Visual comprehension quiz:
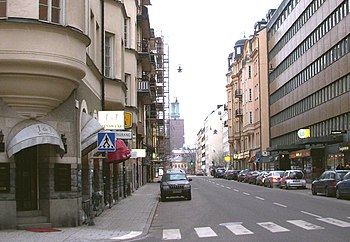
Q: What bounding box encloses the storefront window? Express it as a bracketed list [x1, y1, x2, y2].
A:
[326, 153, 344, 170]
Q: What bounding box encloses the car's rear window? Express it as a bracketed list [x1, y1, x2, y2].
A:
[336, 171, 349, 180]
[290, 171, 303, 179]
[163, 174, 187, 181]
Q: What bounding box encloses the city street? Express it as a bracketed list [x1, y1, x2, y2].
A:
[137, 176, 350, 242]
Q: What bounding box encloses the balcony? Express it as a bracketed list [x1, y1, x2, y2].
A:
[235, 109, 243, 117]
[235, 89, 243, 98]
[137, 39, 152, 72]
[137, 77, 152, 104]
[0, 20, 90, 118]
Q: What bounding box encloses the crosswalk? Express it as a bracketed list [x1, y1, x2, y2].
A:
[161, 217, 350, 240]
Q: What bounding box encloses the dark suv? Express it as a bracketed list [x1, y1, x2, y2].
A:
[159, 172, 192, 202]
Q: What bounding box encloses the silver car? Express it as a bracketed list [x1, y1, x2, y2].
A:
[280, 170, 306, 189]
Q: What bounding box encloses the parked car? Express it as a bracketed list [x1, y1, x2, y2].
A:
[336, 172, 350, 199]
[195, 169, 205, 176]
[280, 170, 306, 189]
[224, 170, 239, 180]
[248, 171, 261, 184]
[312, 170, 349, 197]
[256, 171, 269, 186]
[159, 172, 192, 202]
[237, 169, 249, 182]
[214, 168, 226, 178]
[264, 170, 284, 188]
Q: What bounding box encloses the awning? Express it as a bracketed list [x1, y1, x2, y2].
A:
[107, 139, 131, 163]
[81, 112, 104, 151]
[7, 120, 65, 158]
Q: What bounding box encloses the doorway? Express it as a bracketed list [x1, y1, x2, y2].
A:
[15, 146, 38, 211]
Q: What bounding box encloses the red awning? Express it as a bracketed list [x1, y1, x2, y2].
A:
[107, 139, 131, 163]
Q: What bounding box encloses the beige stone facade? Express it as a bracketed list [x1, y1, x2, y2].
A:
[0, 0, 168, 230]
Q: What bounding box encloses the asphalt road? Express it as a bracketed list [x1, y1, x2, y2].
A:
[136, 176, 350, 242]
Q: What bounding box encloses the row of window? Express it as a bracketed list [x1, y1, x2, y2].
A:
[269, 0, 326, 60]
[271, 34, 350, 104]
[270, 0, 349, 82]
[271, 74, 350, 126]
[271, 112, 350, 147]
[268, 0, 301, 40]
[0, 0, 62, 22]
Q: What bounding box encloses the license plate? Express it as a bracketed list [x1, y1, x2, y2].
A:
[172, 190, 182, 194]
[294, 180, 300, 182]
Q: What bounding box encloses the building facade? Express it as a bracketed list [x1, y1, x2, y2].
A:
[0, 0, 168, 230]
[267, 0, 350, 179]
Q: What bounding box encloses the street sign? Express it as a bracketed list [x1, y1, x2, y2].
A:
[97, 132, 116, 151]
[115, 131, 132, 139]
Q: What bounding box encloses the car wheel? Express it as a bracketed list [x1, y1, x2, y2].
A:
[335, 188, 341, 199]
[325, 187, 331, 197]
[187, 192, 192, 200]
[161, 194, 166, 202]
[312, 186, 317, 195]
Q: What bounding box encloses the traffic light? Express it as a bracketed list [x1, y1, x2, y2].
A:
[190, 160, 194, 167]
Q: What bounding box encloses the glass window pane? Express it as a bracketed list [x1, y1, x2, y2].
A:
[39, 6, 48, 20]
[51, 8, 59, 23]
[0, 2, 6, 17]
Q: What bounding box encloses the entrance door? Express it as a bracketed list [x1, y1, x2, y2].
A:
[15, 147, 38, 211]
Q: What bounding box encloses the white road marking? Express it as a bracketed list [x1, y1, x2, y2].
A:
[287, 220, 324, 230]
[257, 222, 290, 233]
[255, 196, 265, 200]
[221, 185, 225, 187]
[220, 222, 254, 235]
[273, 202, 287, 208]
[234, 189, 239, 192]
[300, 211, 322, 218]
[317, 217, 350, 227]
[226, 187, 231, 189]
[243, 192, 250, 196]
[162, 229, 181, 240]
[194, 227, 218, 238]
[111, 231, 142, 240]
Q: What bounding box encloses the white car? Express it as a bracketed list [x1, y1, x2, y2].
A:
[280, 170, 306, 189]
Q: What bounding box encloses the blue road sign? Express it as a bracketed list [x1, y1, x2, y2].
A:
[97, 132, 116, 151]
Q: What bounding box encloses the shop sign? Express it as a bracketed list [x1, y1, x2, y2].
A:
[289, 149, 311, 159]
[297, 129, 310, 138]
[98, 111, 125, 130]
[339, 143, 350, 152]
[124, 112, 132, 129]
[115, 131, 132, 140]
[131, 149, 146, 158]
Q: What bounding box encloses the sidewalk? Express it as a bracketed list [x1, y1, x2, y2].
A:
[0, 182, 160, 242]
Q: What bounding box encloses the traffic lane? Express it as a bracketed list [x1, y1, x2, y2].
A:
[189, 177, 350, 242]
[206, 177, 350, 222]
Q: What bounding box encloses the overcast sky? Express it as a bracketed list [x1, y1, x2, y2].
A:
[148, 0, 282, 147]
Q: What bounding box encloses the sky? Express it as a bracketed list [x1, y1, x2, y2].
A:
[148, 0, 283, 147]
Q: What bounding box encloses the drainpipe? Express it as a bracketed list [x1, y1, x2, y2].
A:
[101, 0, 105, 110]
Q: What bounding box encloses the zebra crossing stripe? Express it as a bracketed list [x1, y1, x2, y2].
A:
[257, 222, 290, 233]
[287, 220, 324, 230]
[220, 222, 254, 235]
[317, 217, 350, 227]
[162, 229, 181, 240]
[194, 227, 218, 238]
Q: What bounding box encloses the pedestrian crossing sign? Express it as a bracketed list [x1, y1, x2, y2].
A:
[97, 132, 116, 151]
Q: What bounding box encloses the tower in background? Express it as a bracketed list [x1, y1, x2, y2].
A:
[169, 98, 185, 150]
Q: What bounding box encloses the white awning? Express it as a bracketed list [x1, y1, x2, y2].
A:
[81, 112, 104, 151]
[7, 121, 65, 158]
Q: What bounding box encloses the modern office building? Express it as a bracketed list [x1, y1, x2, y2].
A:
[267, 0, 350, 179]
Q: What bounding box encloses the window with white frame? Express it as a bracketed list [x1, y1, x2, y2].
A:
[39, 0, 63, 24]
[104, 33, 114, 78]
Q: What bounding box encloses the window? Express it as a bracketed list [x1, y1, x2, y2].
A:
[0, 0, 6, 17]
[249, 88, 252, 101]
[105, 33, 113, 77]
[249, 112, 253, 124]
[248, 66, 252, 78]
[124, 18, 129, 48]
[39, 0, 62, 24]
